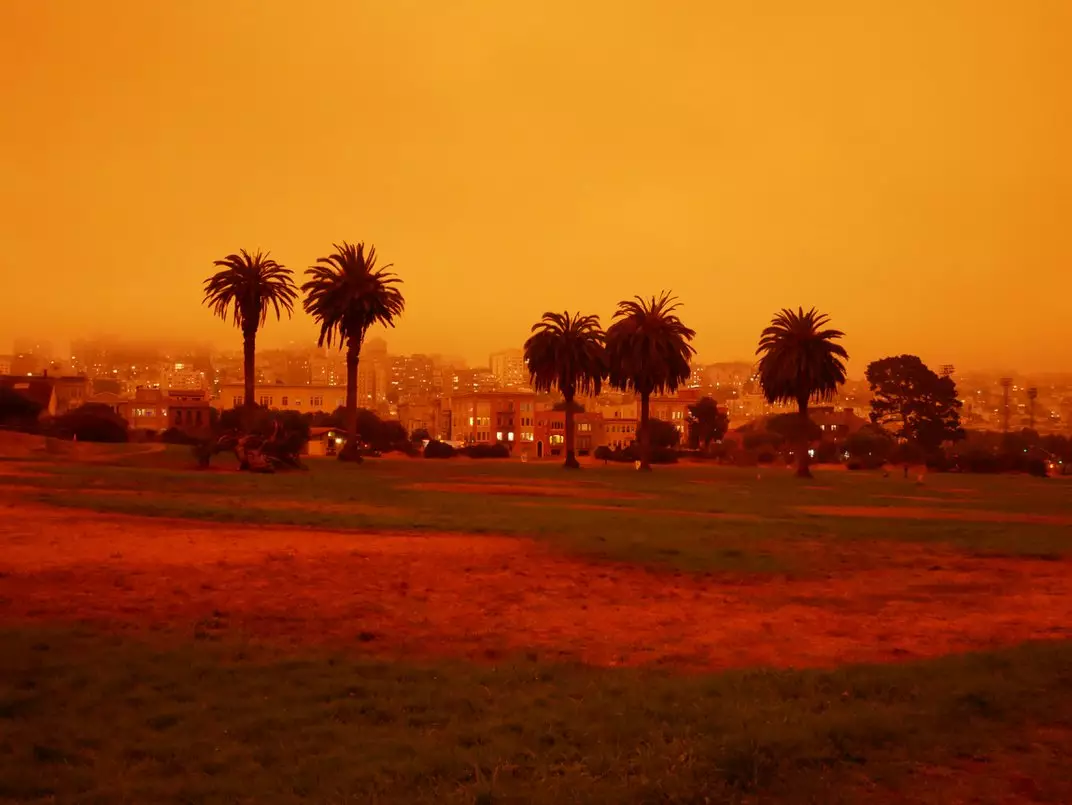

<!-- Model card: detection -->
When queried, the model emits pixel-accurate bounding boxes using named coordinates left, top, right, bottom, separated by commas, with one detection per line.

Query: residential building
left=216, top=383, right=348, bottom=414
left=398, top=399, right=449, bottom=439
left=166, top=389, right=214, bottom=437
left=0, top=376, right=57, bottom=418
left=50, top=375, right=92, bottom=414
left=532, top=409, right=605, bottom=459
left=0, top=356, right=11, bottom=376
left=808, top=406, right=868, bottom=438
left=448, top=391, right=537, bottom=448
left=489, top=348, right=527, bottom=389
left=603, top=417, right=638, bottom=450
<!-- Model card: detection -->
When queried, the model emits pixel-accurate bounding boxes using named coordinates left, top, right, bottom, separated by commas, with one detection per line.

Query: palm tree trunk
left=340, top=338, right=362, bottom=463
left=638, top=392, right=652, bottom=471
left=796, top=398, right=812, bottom=478
left=240, top=329, right=257, bottom=443
left=563, top=392, right=579, bottom=469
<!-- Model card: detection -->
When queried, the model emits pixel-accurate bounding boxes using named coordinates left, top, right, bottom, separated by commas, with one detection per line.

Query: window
left=496, top=431, right=503, bottom=441
left=260, top=395, right=273, bottom=406
left=550, top=434, right=564, bottom=445
left=310, top=395, right=323, bottom=408
left=293, top=399, right=301, bottom=407
left=233, top=396, right=243, bottom=407
left=281, top=396, right=288, bottom=407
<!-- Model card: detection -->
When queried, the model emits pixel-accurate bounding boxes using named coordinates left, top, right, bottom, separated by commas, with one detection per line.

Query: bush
left=594, top=444, right=678, bottom=465
left=423, top=440, right=456, bottom=459
left=161, top=427, right=199, bottom=445
left=462, top=442, right=511, bottom=459
left=49, top=404, right=129, bottom=443
left=847, top=455, right=886, bottom=470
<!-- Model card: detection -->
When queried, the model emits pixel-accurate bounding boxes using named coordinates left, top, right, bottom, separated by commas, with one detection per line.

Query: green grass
left=2, top=628, right=1070, bottom=804
left=6, top=450, right=1071, bottom=570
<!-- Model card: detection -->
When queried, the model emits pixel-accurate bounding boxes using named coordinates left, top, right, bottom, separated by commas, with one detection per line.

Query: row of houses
left=3, top=375, right=868, bottom=459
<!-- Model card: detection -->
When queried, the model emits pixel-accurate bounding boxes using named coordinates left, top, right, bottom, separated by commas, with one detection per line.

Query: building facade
left=216, top=383, right=349, bottom=414
left=447, top=391, right=537, bottom=448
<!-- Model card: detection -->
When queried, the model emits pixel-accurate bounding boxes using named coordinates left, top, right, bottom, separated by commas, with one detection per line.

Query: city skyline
left=3, top=2, right=1071, bottom=372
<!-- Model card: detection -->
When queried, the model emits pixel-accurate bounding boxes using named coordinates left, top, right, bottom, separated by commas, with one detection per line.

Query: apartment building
left=216, top=383, right=347, bottom=414
left=447, top=391, right=537, bottom=448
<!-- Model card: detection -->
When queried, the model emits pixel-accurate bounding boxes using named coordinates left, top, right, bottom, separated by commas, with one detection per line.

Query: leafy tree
left=302, top=242, right=404, bottom=462
left=203, top=250, right=297, bottom=417
left=686, top=397, right=729, bottom=451
left=551, top=400, right=586, bottom=413
left=648, top=418, right=681, bottom=450
left=606, top=293, right=695, bottom=471
left=410, top=427, right=431, bottom=444
left=844, top=424, right=894, bottom=463
left=755, top=307, right=848, bottom=478
left=866, top=355, right=964, bottom=451
left=765, top=412, right=822, bottom=444
left=524, top=311, right=606, bottom=469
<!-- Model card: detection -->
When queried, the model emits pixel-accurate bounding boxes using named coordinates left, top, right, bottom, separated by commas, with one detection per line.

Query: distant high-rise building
left=489, top=348, right=527, bottom=389
left=11, top=339, right=54, bottom=376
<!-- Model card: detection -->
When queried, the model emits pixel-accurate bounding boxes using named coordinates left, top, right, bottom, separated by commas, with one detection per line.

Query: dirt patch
left=1, top=504, right=1070, bottom=672
left=0, top=463, right=49, bottom=478
left=798, top=505, right=1072, bottom=526
left=512, top=500, right=764, bottom=521
left=407, top=482, right=651, bottom=500
left=450, top=475, right=610, bottom=488
left=74, top=488, right=400, bottom=516
left=873, top=495, right=971, bottom=503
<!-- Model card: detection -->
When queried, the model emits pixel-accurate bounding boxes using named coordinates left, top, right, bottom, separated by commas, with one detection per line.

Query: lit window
left=496, top=431, right=503, bottom=441
left=507, top=432, right=514, bottom=441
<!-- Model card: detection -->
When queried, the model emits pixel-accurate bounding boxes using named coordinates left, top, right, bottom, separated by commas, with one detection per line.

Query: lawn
left=1, top=449, right=1071, bottom=802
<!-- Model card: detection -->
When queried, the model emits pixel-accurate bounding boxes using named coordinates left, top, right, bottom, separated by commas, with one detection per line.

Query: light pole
left=1000, top=377, right=1012, bottom=434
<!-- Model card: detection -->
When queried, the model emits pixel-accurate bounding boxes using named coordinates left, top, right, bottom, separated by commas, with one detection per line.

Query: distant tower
left=1000, top=377, right=1013, bottom=434
left=1027, top=387, right=1038, bottom=430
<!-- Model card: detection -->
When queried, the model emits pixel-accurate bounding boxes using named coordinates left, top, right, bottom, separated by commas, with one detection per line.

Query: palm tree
left=302, top=242, right=404, bottom=461
left=755, top=307, right=848, bottom=478
left=524, top=312, right=607, bottom=469
left=605, top=293, right=696, bottom=471
left=203, top=249, right=297, bottom=417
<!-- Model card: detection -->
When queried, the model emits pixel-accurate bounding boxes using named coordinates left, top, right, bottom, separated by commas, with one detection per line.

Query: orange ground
left=2, top=502, right=1069, bottom=671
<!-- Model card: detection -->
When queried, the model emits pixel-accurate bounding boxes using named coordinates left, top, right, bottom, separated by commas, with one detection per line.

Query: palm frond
left=302, top=241, right=405, bottom=350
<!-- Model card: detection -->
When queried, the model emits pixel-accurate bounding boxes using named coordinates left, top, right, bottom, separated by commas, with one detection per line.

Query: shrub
left=49, top=404, right=128, bottom=443
left=423, top=440, right=456, bottom=459
left=161, top=427, right=199, bottom=445
left=593, top=445, right=613, bottom=461
left=462, top=442, right=511, bottom=459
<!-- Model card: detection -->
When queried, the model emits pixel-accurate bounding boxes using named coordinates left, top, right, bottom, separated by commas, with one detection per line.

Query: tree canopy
left=686, top=397, right=729, bottom=450
left=866, top=355, right=964, bottom=450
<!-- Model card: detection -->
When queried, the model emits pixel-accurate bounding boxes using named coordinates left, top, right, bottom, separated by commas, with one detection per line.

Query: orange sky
left=2, top=1, right=1069, bottom=373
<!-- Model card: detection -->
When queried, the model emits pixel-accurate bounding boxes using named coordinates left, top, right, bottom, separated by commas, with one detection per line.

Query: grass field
left=2, top=447, right=1071, bottom=802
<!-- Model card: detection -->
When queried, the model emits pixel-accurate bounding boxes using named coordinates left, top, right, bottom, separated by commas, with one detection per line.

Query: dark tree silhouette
left=755, top=307, right=848, bottom=478
left=203, top=250, right=297, bottom=416
left=524, top=311, right=606, bottom=469
left=606, top=293, right=696, bottom=471
left=866, top=355, right=964, bottom=451
left=686, top=396, right=730, bottom=451
left=302, top=242, right=404, bottom=462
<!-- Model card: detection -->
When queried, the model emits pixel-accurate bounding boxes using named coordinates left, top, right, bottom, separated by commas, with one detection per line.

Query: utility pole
left=1027, top=387, right=1038, bottom=431
left=1000, top=377, right=1013, bottom=434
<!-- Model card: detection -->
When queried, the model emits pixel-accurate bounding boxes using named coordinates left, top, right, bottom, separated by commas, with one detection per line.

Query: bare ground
left=1, top=503, right=1069, bottom=671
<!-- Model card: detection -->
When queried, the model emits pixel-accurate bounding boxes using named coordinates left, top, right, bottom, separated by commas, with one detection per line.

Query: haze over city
left=3, top=0, right=1070, bottom=372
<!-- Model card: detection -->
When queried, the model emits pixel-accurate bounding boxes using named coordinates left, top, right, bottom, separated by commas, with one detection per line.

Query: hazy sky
left=2, top=1, right=1069, bottom=373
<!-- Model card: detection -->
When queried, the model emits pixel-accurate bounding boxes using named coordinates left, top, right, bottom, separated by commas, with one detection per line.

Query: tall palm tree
left=302, top=241, right=404, bottom=461
left=605, top=292, right=696, bottom=471
left=203, top=249, right=297, bottom=416
left=524, top=311, right=607, bottom=469
left=755, top=307, right=848, bottom=478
